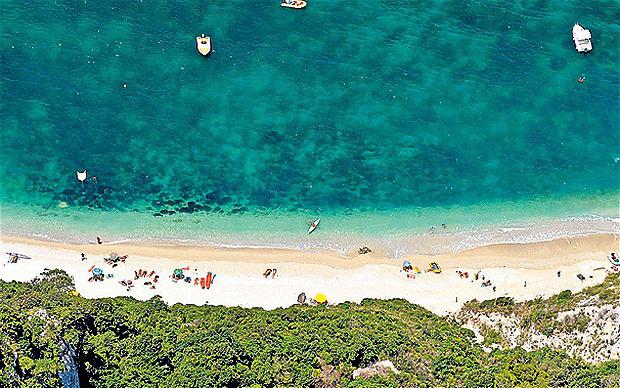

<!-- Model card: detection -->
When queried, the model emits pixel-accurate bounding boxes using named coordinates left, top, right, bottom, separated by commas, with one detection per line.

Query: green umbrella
left=173, top=268, right=184, bottom=277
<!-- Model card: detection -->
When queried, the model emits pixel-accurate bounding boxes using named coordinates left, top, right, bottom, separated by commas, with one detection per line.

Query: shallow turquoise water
left=1, top=1, right=619, bottom=243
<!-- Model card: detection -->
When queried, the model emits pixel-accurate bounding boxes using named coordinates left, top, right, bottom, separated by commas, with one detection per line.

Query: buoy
left=123, top=83, right=127, bottom=88
left=77, top=170, right=87, bottom=182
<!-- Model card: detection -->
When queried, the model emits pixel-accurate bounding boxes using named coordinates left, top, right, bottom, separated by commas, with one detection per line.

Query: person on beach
left=81, top=253, right=87, bottom=261
left=96, top=236, right=102, bottom=245
left=524, top=281, right=527, bottom=287
left=557, top=271, right=561, bottom=277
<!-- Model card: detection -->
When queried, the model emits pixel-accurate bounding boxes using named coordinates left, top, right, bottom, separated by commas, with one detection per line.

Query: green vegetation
left=463, top=273, right=620, bottom=336
left=1, top=270, right=618, bottom=387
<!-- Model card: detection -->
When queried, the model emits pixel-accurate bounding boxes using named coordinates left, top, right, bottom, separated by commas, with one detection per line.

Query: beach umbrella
left=402, top=260, right=411, bottom=267
left=92, top=267, right=103, bottom=276
left=315, top=293, right=327, bottom=304
left=6, top=252, right=32, bottom=260
left=173, top=268, right=184, bottom=277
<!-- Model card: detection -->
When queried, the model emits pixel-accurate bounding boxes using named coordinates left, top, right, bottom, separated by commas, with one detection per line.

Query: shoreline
left=0, top=233, right=618, bottom=269
left=1, top=197, right=618, bottom=258
left=1, top=233, right=617, bottom=315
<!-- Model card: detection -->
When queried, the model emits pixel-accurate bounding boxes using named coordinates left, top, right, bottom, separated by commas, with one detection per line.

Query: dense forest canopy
left=1, top=270, right=618, bottom=387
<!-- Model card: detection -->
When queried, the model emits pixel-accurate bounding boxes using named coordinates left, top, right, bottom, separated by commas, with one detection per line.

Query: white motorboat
left=281, top=0, right=307, bottom=9
left=196, top=34, right=212, bottom=56
left=308, top=218, right=320, bottom=234
left=572, top=23, right=592, bottom=53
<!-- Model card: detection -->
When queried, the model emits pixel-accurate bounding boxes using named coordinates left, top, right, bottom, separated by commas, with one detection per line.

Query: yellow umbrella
left=315, top=293, right=327, bottom=304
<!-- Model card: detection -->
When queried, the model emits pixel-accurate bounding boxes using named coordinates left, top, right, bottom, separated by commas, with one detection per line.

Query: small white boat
left=572, top=23, right=592, bottom=53
left=76, top=170, right=87, bottom=182
left=308, top=218, right=320, bottom=234
left=281, top=0, right=307, bottom=9
left=196, top=34, right=211, bottom=56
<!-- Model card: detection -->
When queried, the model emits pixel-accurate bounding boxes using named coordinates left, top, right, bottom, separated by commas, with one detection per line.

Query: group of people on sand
left=135, top=269, right=158, bottom=286
left=104, top=252, right=128, bottom=267
left=87, top=271, right=106, bottom=282
left=402, top=263, right=418, bottom=279
left=119, top=279, right=135, bottom=291
left=263, top=268, right=278, bottom=279
left=358, top=246, right=372, bottom=255
left=135, top=269, right=156, bottom=279
left=118, top=270, right=158, bottom=291
left=457, top=270, right=496, bottom=292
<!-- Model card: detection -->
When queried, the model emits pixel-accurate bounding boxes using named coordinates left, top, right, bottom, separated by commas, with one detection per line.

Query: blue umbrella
left=403, top=260, right=411, bottom=267
left=92, top=267, right=103, bottom=276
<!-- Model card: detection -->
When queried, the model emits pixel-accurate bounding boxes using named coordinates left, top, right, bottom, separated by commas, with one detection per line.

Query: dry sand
left=1, top=233, right=617, bottom=315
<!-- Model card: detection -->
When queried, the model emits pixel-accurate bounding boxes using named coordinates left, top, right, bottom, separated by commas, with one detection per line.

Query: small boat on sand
left=308, top=218, right=320, bottom=234
left=572, top=23, right=592, bottom=53
left=196, top=34, right=211, bottom=56
left=428, top=262, right=441, bottom=274
left=281, top=0, right=307, bottom=9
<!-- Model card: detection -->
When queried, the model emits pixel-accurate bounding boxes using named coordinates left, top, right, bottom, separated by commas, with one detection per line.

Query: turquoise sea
left=1, top=1, right=619, bottom=253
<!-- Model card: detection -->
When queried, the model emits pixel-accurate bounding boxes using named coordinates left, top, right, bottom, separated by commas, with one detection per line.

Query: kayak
left=206, top=272, right=213, bottom=289
left=308, top=218, right=320, bottom=234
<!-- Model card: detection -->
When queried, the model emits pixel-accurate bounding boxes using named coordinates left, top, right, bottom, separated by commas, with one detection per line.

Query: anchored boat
left=281, top=0, right=307, bottom=9
left=572, top=23, right=592, bottom=53
left=196, top=34, right=211, bottom=56
left=76, top=170, right=87, bottom=182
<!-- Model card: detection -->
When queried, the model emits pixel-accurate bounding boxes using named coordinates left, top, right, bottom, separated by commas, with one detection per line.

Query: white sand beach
left=0, top=234, right=617, bottom=315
